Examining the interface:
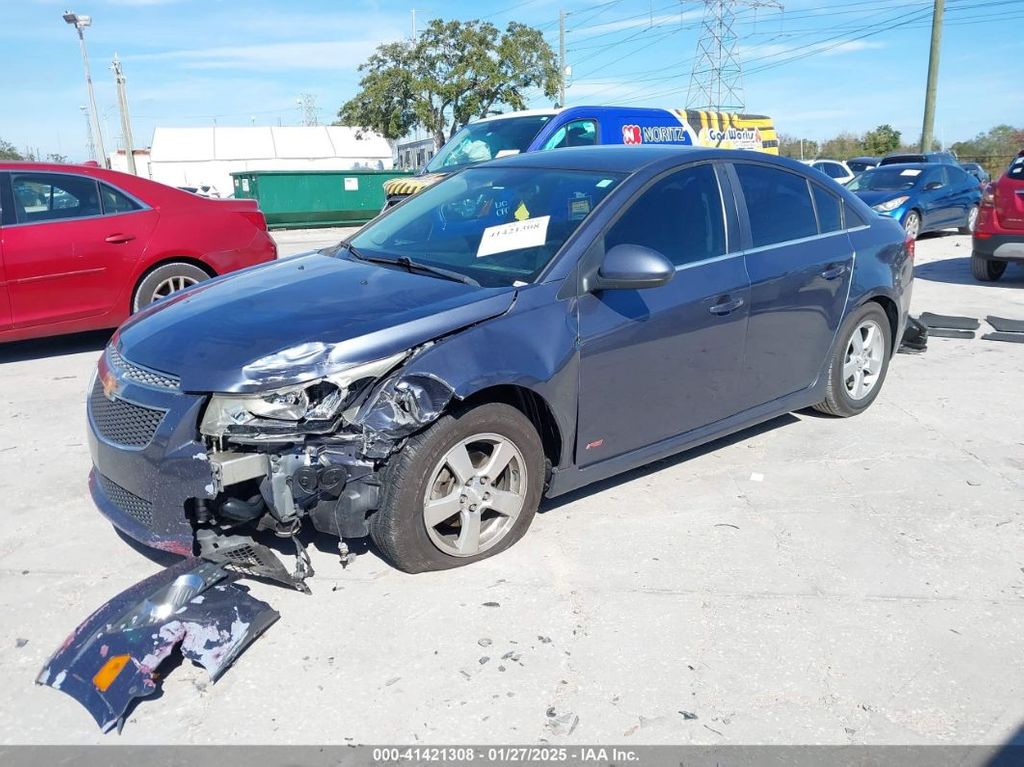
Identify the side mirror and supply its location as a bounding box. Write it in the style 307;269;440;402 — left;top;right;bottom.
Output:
924;180;943;191
592;244;675;291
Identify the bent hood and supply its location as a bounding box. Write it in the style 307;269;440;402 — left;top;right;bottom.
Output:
117;252;516;393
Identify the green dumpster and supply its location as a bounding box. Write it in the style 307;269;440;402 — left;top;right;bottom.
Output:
230;169;413;229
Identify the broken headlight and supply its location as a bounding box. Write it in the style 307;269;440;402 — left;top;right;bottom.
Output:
200;352;407;441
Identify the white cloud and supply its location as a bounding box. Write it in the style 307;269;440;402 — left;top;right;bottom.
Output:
129;40;384;72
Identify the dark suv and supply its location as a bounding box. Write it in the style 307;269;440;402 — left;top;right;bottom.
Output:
85;146;912;582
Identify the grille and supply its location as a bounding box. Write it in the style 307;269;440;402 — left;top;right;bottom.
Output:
89;380;166;448
107;347;180;390
97;473;154;527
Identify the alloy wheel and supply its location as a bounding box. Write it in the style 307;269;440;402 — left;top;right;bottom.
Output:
422;433;527;557
152;275;199;301
843;319;885;401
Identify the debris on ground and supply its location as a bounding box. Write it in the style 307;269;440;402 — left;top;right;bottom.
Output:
679;710;698;720
538;635;552;644
482;601;500;608
749;472;764;482
478;638;492;647
479;656;490;665
15;638;28;648
545;711;579;736
919;312;980;330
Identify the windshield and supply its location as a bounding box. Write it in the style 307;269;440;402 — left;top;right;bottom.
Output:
848;167;925;192
424;115;554;173
348;166;624;287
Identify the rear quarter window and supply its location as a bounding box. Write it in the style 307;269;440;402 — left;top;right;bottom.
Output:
811;185;843;233
1008;157;1024;180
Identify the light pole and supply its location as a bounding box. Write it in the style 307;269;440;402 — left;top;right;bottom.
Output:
63;11;107;165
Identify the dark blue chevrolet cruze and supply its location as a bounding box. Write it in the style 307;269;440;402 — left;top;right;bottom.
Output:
87;146;913;577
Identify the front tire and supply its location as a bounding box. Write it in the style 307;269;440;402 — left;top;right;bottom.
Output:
370;403;545;573
903;210;921;240
132;262;210;312
813;303;892;417
971;253;1006;282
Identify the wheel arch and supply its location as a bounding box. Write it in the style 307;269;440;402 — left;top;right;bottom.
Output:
861;293;900;353
456;384;563;476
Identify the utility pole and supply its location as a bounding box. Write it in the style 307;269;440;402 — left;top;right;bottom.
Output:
80;105;96;161
63;12;107;165
920;0;944;152
111;54;136;174
686;0;782;112
558;9;566;107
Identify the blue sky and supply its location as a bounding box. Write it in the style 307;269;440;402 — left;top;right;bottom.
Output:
2;0;1022;160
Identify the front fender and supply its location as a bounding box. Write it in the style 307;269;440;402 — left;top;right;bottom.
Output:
352;282;579;468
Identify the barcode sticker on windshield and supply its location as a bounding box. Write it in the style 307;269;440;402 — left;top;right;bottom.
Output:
477;215;550;258
900;169;922;176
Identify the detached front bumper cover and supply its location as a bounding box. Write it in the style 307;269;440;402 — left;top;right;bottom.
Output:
36;558;278;733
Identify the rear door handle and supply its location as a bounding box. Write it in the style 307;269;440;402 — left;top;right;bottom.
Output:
821;263;847;280
708;296;744;315
105;233;135;244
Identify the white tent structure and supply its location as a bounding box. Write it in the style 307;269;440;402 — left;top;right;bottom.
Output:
147;126;393;196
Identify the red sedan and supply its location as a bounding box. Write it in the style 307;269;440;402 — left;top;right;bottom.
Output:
0;162;277;342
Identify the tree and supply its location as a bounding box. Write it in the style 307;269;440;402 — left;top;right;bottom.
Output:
0;139;23;160
46;152;69;164
951;124;1024;178
863;124;901;156
818;132;864;160
339;18;560;149
776;133;819;160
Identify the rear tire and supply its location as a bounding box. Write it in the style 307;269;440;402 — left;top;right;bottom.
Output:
370;403;545;573
132;262;210;312
813;303;892;418
959;205;979;235
971;253;1006;282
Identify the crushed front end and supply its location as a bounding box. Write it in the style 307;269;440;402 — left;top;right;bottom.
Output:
87;341;454;590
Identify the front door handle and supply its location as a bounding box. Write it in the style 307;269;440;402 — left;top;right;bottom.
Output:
821;263;847;280
708;296;744;315
105;233;135;244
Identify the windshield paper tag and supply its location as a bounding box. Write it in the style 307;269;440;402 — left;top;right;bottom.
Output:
900;169;922;176
477;216;550;258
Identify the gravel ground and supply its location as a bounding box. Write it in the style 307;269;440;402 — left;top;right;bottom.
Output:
0;229;1022;745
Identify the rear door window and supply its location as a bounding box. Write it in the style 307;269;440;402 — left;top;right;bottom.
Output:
100;183;142;214
734;163;817;248
12;173;102;224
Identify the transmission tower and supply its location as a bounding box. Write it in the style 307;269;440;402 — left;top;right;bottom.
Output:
297;93;320;126
686;0;782;112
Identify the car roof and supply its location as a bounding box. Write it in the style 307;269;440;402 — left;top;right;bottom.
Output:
866;162;934;171
475;144;793;175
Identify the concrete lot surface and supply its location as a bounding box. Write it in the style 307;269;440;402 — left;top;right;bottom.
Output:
0;231;1022;745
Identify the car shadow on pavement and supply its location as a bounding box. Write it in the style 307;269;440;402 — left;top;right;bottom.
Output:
0;329;111;363
915;242;1024;286
540;412;801;513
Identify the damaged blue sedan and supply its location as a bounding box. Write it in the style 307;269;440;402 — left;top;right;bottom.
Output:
86;145;913;577
42;145;914;729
